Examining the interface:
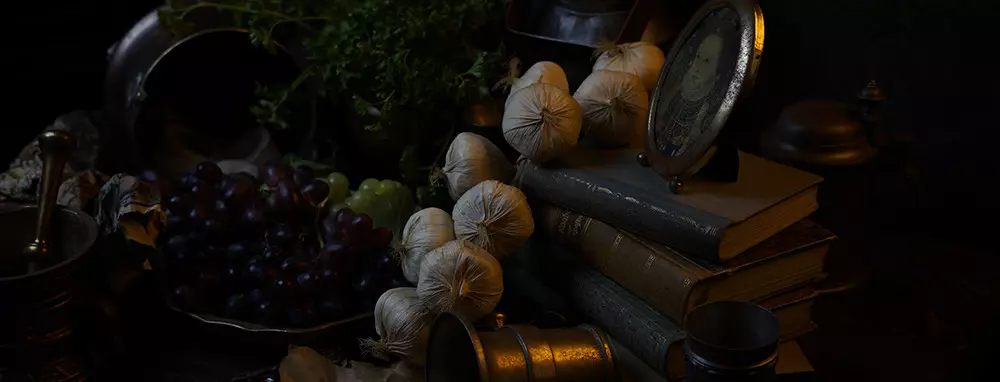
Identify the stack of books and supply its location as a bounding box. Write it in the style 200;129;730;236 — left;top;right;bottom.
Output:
512;144;831;380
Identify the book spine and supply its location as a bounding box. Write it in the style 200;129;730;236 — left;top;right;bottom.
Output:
517;160;728;261
533;239;685;379
564;265;685;379
539;205;706;323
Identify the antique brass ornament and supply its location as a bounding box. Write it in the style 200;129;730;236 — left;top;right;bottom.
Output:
426;312;619;381
639;0;765;194
760;81;885;167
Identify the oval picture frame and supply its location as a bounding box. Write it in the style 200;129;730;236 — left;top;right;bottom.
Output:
643;0;764;179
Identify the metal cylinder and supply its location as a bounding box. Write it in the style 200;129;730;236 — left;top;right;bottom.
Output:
0;206;98;380
426;312;619;382
683;301;780;382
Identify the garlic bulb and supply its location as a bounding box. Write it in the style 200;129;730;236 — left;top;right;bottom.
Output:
503;82;582;163
443;133;514;201
278;346;337;382
452;180;534;260
360;287;435;365
507;61;570;105
417;240;503;322
574;70;650;147
593;42;666;91
395;208;456;283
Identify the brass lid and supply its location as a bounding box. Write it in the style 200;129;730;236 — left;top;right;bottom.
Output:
760;100;876;167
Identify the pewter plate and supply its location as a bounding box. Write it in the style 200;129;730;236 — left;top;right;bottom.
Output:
644;0;763;178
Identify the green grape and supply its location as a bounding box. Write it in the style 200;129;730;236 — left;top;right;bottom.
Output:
324;172;350;204
375;179;400;196
359;178;381;194
344;191;374;214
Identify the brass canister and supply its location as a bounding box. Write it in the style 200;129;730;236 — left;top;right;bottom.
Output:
0;206;98;380
426;312;619;382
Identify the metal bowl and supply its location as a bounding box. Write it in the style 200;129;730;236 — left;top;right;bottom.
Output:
0;205;98;371
149;250;373;345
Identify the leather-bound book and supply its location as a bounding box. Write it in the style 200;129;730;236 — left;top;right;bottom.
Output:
537;203;834;324
523;238;822;380
516;145;822;262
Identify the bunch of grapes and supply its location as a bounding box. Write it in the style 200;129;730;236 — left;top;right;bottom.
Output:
159;161;408;329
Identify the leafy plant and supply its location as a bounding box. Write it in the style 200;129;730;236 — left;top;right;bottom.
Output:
159;0;509;196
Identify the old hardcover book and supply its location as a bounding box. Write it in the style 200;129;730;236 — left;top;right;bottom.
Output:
516;146;822;262
526;238;822;379
538;203;834;323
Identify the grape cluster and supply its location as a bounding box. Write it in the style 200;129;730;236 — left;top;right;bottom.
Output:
160;162;408;328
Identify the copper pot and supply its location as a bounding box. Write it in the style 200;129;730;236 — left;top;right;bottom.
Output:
426;313;620;382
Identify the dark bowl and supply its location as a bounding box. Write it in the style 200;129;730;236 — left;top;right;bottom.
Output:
0;205;98;365
148;249;373;346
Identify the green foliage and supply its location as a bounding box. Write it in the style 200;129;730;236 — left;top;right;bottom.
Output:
160;0;508;177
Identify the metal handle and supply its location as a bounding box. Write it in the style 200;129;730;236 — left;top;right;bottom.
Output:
23;130;76;263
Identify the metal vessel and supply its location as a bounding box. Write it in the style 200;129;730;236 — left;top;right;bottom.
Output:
426;312;619;382
0;131;99;381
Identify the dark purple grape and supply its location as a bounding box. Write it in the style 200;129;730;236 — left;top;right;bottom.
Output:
185;231;206;250
372;250;393;272
317;267;346;286
266;277;296;299
288;305;319;328
165;250;192;266
246;258;267;279
349;214;374;234
293;167;315;187
166;195;191;214
267;224;295;247
253;300;284;326
248;288;266;304
296;271;321;294
189;180;216;203
281;257;313;273
223;175;258;207
212;199;229;218
195;161;224;184
200;219;225;238
275;179;304;214
352;269;380;294
226;242;250;263
262;163;293;187
370;227;393;249
321;217;342;240
138;169;159;183
197;268;222;288
179;173;199;193
300;179;329;207
241;204;267;231
262;246;286;264
315;298;347;321
223;294;249;319
223;265;242;282
318;241;348;265
335;208;355;224
165;235;187;254
188;204;210;221
165;214;186;233
199;244;224;261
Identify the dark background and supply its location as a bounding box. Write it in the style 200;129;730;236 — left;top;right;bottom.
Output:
6;0;999;380
8;0;997;229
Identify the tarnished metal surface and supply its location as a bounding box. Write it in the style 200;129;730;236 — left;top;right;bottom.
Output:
426;312;619;381
645;0;764;179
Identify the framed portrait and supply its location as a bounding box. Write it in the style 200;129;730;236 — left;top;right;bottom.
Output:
644;0;764;178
